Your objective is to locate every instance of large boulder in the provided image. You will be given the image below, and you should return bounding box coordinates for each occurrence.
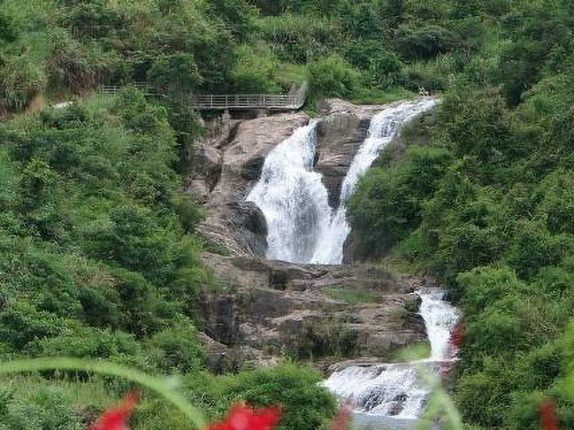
[188,113,309,257]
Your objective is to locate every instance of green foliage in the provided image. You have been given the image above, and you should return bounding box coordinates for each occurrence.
[147,53,202,91]
[307,55,360,99]
[289,320,357,359]
[0,92,206,362]
[348,146,452,255]
[208,0,258,42]
[145,323,204,374]
[0,386,84,430]
[230,43,279,93]
[218,364,336,430]
[258,14,340,64]
[396,24,459,60]
[323,287,377,304]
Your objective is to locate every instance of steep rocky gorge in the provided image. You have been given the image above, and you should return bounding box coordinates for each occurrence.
[186,100,431,368]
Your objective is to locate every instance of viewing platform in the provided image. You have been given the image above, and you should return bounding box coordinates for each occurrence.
[99,82,308,111]
[98,82,308,111]
[191,82,307,111]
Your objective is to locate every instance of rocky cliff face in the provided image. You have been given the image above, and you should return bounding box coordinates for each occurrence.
[187,100,431,368]
[199,253,426,359]
[186,113,309,257]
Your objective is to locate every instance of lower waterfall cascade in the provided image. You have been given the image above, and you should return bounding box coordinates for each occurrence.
[246,98,459,423]
[323,290,460,420]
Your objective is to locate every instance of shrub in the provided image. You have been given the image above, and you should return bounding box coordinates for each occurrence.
[25,327,141,361]
[223,364,337,430]
[229,43,279,93]
[0,56,44,113]
[258,14,340,63]
[0,301,69,351]
[396,24,458,60]
[145,323,204,373]
[347,146,451,255]
[147,53,202,91]
[307,55,360,99]
[344,40,403,87]
[0,386,84,430]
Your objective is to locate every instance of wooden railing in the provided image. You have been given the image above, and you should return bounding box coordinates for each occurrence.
[192,82,308,110]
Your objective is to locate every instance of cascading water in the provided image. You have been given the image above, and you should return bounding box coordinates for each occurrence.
[246,121,332,263]
[312,98,438,264]
[247,98,437,265]
[323,291,460,421]
[247,98,456,424]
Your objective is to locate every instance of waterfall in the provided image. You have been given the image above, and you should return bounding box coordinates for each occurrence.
[323,291,460,420]
[420,289,460,361]
[246,120,333,263]
[246,98,455,423]
[247,98,437,265]
[312,98,438,264]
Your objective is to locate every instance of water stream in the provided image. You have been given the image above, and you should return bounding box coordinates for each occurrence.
[323,290,460,422]
[311,98,438,264]
[246,120,332,263]
[247,98,458,423]
[247,98,437,265]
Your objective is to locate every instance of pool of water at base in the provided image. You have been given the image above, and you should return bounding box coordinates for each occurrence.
[353,412,441,430]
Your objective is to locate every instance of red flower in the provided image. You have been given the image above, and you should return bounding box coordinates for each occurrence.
[450,321,464,350]
[440,321,465,382]
[88,392,138,430]
[328,403,352,430]
[539,399,559,430]
[207,404,281,430]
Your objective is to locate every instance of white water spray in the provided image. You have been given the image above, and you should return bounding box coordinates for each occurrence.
[246,120,332,263]
[323,291,460,419]
[247,98,453,422]
[312,98,438,264]
[247,98,437,265]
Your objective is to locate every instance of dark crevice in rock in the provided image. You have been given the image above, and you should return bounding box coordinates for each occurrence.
[217,121,241,151]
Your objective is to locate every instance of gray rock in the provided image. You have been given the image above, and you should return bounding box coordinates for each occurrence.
[199,253,427,359]
[189,112,309,257]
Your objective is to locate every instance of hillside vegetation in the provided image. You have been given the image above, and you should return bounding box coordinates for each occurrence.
[2,0,574,429]
[1,0,501,115]
[347,0,574,428]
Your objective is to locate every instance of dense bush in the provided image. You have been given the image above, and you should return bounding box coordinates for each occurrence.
[186,364,336,430]
[0,90,205,358]
[307,55,360,99]
[258,14,340,64]
[348,20,574,424]
[396,24,459,60]
[229,43,279,93]
[348,146,452,256]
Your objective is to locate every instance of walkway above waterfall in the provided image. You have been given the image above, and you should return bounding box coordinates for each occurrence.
[98,82,308,111]
[192,82,308,111]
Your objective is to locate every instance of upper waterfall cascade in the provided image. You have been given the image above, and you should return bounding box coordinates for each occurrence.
[246,120,331,263]
[247,98,438,265]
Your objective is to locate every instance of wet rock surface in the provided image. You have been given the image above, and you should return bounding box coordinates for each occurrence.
[188,101,432,365]
[199,253,427,360]
[186,112,310,257]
